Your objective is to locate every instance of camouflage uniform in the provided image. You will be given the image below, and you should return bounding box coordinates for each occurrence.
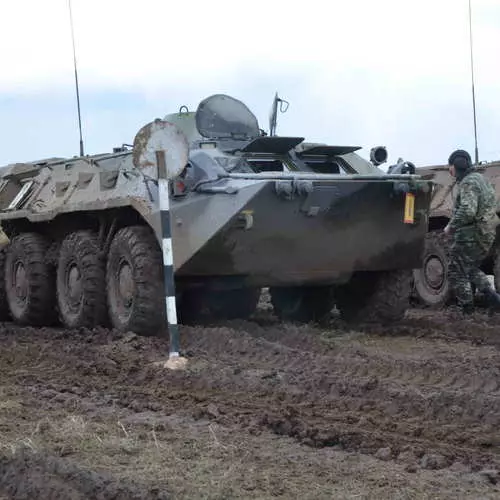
[447,170,498,307]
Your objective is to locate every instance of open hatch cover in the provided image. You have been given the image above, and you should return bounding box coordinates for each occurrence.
[296,144,362,156]
[195,94,260,140]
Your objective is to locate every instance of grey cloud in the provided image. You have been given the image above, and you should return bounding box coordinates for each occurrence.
[0,65,498,168]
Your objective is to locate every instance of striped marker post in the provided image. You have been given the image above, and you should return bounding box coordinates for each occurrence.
[155,149,181,360]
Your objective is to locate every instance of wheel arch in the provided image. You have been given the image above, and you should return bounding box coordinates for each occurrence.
[428,215,450,232]
[0,206,154,258]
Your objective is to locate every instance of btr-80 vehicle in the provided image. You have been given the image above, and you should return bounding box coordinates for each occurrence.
[0,94,433,335]
[412,160,500,307]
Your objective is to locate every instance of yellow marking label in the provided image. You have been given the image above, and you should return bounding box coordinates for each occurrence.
[404,193,415,224]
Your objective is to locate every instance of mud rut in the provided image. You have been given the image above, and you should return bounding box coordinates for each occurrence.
[0,301,500,498]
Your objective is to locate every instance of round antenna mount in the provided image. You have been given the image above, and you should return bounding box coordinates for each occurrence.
[132,119,189,179]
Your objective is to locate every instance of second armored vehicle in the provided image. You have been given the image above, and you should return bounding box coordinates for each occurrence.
[0,94,433,334]
[412,160,500,307]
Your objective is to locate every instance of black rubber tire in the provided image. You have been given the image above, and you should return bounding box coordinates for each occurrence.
[106,225,164,335]
[412,231,451,308]
[270,285,335,324]
[0,249,11,321]
[4,233,56,325]
[335,270,412,324]
[56,231,107,329]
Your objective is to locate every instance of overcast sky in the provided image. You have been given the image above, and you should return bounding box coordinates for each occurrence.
[1,0,499,169]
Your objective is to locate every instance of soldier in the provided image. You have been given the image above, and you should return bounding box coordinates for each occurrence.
[444,149,500,314]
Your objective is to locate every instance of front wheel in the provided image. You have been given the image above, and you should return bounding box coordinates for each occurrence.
[335,270,412,324]
[106,225,165,335]
[412,231,450,307]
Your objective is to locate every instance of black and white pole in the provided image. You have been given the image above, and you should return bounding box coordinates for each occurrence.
[155,149,180,359]
[132,118,188,369]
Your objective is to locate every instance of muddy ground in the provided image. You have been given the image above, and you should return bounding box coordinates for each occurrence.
[0,300,500,499]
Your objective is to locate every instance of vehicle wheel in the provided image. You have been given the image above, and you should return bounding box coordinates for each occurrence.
[335,270,412,324]
[5,233,56,325]
[412,231,450,307]
[56,231,107,328]
[270,285,335,323]
[106,225,164,335]
[0,249,11,321]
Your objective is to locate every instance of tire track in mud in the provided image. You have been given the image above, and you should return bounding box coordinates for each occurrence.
[41,348,500,466]
[181,320,500,400]
[0,449,168,500]
[376,311,500,346]
[159,325,500,469]
[2,312,500,472]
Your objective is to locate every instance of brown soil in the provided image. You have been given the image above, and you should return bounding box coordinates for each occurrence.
[0,304,500,499]
[0,448,168,500]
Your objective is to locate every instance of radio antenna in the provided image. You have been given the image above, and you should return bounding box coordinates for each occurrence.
[468,0,479,165]
[68,0,84,156]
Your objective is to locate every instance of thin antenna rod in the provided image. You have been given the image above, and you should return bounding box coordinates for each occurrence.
[468,0,479,165]
[68,0,84,157]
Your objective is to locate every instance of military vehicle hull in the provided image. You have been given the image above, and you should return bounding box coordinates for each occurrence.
[412,161,500,307]
[0,94,433,334]
[178,178,429,286]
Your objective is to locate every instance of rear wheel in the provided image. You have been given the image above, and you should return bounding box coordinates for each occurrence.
[5,233,56,325]
[335,270,411,324]
[270,285,335,323]
[106,225,164,335]
[56,231,107,328]
[412,231,450,307]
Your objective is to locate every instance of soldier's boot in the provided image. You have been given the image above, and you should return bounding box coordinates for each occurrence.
[447,302,474,317]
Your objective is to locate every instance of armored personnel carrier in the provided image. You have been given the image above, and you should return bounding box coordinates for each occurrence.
[412,160,500,307]
[0,94,433,334]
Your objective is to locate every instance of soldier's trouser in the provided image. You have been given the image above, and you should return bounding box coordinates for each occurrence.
[448,230,495,306]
